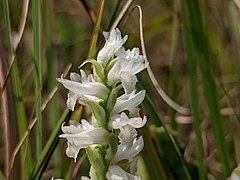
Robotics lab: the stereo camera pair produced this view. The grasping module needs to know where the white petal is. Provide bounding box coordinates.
[127,116,147,129]
[106,165,128,180]
[109,113,128,129]
[97,29,128,65]
[59,120,109,162]
[111,137,144,165]
[57,78,109,99]
[116,48,148,75]
[81,177,91,180]
[67,91,79,111]
[118,126,137,150]
[109,113,147,130]
[112,90,145,114]
[120,72,137,94]
[106,166,141,180]
[70,72,81,82]
[65,141,81,162]
[107,61,121,86]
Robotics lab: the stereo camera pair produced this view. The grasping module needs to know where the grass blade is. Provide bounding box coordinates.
[2,0,32,178]
[32,0,42,160]
[180,0,231,177]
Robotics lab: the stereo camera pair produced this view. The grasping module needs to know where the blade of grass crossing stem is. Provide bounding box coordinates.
[43,0,61,175]
[3,0,32,178]
[180,3,206,180]
[30,108,71,179]
[32,0,42,160]
[180,0,231,177]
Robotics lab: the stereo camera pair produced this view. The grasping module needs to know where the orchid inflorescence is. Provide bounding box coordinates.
[57,28,148,180]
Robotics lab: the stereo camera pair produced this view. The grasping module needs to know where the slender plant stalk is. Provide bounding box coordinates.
[180,0,230,177]
[88,0,105,58]
[0,58,11,179]
[180,2,206,180]
[2,0,32,178]
[32,0,42,160]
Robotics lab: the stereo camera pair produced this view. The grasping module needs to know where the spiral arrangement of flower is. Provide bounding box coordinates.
[57,29,148,180]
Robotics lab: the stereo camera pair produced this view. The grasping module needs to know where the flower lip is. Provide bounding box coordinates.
[57,77,109,100]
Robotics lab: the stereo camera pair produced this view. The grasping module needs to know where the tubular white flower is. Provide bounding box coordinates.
[59,120,109,162]
[111,90,146,115]
[97,29,128,66]
[106,165,142,180]
[57,70,109,111]
[109,112,147,130]
[107,48,148,93]
[111,136,144,165]
[118,126,138,150]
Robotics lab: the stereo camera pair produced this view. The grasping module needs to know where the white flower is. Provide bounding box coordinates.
[57,70,109,111]
[59,120,109,162]
[97,29,128,66]
[111,136,144,165]
[108,112,147,149]
[106,165,142,180]
[111,90,146,115]
[109,112,147,130]
[108,48,148,93]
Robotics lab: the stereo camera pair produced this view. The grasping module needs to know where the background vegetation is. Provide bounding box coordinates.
[0,0,240,179]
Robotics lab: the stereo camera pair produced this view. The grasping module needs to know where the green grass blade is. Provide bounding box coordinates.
[180,2,206,180]
[2,0,32,178]
[180,0,231,177]
[88,0,105,59]
[32,0,42,160]
[30,108,70,179]
[43,0,61,175]
[139,76,192,179]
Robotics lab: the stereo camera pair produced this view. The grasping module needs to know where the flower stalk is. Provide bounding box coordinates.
[58,28,148,179]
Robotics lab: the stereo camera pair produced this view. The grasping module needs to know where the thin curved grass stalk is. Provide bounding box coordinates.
[135,5,192,179]
[134,5,190,115]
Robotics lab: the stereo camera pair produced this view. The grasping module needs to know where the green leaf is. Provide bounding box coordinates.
[85,100,106,128]
[81,59,105,82]
[86,146,106,180]
[106,85,122,114]
[105,133,118,163]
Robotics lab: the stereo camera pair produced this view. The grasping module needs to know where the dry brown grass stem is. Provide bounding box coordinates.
[133,5,191,115]
[110,0,134,31]
[0,57,11,179]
